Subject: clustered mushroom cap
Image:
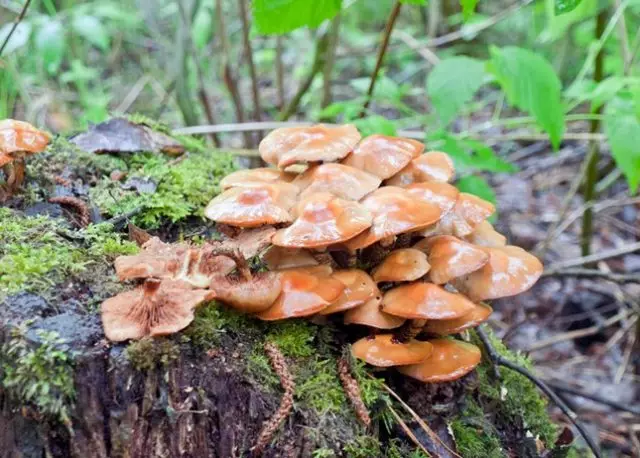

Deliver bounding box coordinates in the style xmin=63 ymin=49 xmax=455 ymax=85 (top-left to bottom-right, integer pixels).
xmin=424 ymin=303 xmax=492 ymax=336
xmin=381 ymin=282 xmax=475 ymax=320
xmin=0 ymin=119 xmax=51 ymax=159
xmin=343 ymin=294 xmax=405 ymax=329
xmin=385 ymin=151 xmax=455 ymax=186
xmin=414 ymin=235 xmax=489 ymax=285
xmin=397 ymin=339 xmax=482 ymax=382
xmin=262 ymin=246 xmax=319 ymax=270
xmin=436 ymin=192 xmax=495 ymax=237
xmin=405 ymin=182 xmax=459 ymax=215
xmin=220 ymin=167 xmax=295 ymax=190
xmin=259 ymin=124 xmax=361 ymax=169
xmin=372 ymin=248 xmax=430 ymax=283
xmin=209 ymin=272 xmax=282 ymax=313
xmin=272 ymin=192 xmax=372 ymax=248
xmin=293 ymin=163 xmax=381 ymax=201
xmin=204 ymin=183 xmax=297 ymax=227
xmin=351 ymin=334 xmax=434 ymax=367
xmin=463 ymin=221 xmax=507 ymax=247
xmin=319 ymin=269 xmax=377 ymax=315
xmin=341 ymin=134 xmax=424 ymax=179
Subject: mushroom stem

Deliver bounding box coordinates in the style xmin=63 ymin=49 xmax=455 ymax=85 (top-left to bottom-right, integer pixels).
xmin=208 ymin=243 xmax=252 ymax=280
xmin=395 ymin=319 xmax=427 ymax=341
xmin=7 ymin=156 xmax=25 ymax=191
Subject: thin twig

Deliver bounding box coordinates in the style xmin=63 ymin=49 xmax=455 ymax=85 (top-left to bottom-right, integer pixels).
xmin=614 ymin=0 xmax=632 ymax=72
xmin=337 ymin=357 xmax=371 ymax=426
xmin=544 ymin=380 xmax=640 ymax=416
xmin=543 ymin=268 xmax=640 ymax=283
xmin=239 ymin=0 xmax=263 ymax=142
xmin=386 ymin=405 xmax=432 ymax=456
xmin=545 ymin=241 xmax=640 ymax=273
xmin=321 ymin=14 xmax=341 ymax=109
xmin=360 ymin=1 xmax=402 ymax=117
xmin=476 ymin=326 xmax=603 ymax=458
xmin=395 ymin=30 xmax=440 ymax=66
xmin=275 ymin=37 xmax=285 ymax=109
xmin=0 ymin=0 xmax=32 ymax=57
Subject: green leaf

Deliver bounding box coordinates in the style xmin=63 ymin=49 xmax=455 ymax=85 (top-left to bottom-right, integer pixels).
xmin=353 ymin=116 xmax=397 ymax=137
xmin=192 ymin=6 xmax=213 ymax=50
xmin=427 ymin=56 xmax=486 ymax=126
xmin=604 ymin=97 xmax=640 ymax=193
xmin=400 ymin=0 xmax=427 ymax=4
xmin=456 ymin=175 xmax=497 ymax=205
xmin=461 ymin=0 xmax=479 ymax=20
xmin=317 ymin=99 xmax=364 ymax=120
xmin=35 ymin=19 xmax=66 ymax=74
xmin=555 ymin=0 xmax=583 ymax=15
xmin=252 ymin=0 xmax=342 ymax=35
xmin=0 ymin=22 xmax=31 ymax=54
xmin=566 ymin=77 xmax=626 ymax=110
xmin=72 ymin=15 xmax=110 ymax=50
xmin=487 ymin=46 xmax=565 ymax=149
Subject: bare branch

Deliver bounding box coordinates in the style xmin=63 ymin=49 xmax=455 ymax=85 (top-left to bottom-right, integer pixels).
xmin=0 ymin=0 xmax=32 ymax=57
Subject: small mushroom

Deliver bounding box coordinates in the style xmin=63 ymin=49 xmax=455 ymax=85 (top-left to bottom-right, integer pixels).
xmin=436 ymin=192 xmax=495 ymax=237
xmin=257 ymin=267 xmax=345 ymax=320
xmin=262 ymin=246 xmax=319 ymax=270
xmin=397 ymin=339 xmax=481 ymax=382
xmin=414 ymin=235 xmax=489 ymax=285
xmin=463 ymin=221 xmax=507 ymax=247
xmin=424 ymin=303 xmax=492 ymax=336
xmin=293 ymin=163 xmax=381 ymax=201
xmin=351 ymin=334 xmax=434 ymax=367
xmin=344 ymin=187 xmax=441 ymax=251
xmin=204 ymin=183 xmax=297 ymax=227
xmin=319 ymin=269 xmax=377 ymax=315
xmin=385 ymin=151 xmax=454 ymax=186
xmin=219 ymin=167 xmax=295 ymax=190
xmin=452 ymin=245 xmax=543 ymax=302
xmin=343 ymin=294 xmax=406 ymax=329
xmin=209 ymin=272 xmax=282 ymax=313
xmin=259 ymin=124 xmax=361 ymax=169
xmin=341 ymin=134 xmax=424 ymax=179
xmin=272 ymin=192 xmax=372 ymax=249
xmin=372 ymin=248 xmax=430 ymax=283
xmin=381 ymin=282 xmax=475 ymax=320
xmin=101 ymin=279 xmax=209 ymax=341
xmin=0 ymin=119 xmax=51 ymax=198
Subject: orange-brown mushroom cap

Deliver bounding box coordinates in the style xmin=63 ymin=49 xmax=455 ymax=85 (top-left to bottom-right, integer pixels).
xmin=101 ymin=279 xmax=209 ymax=342
xmin=262 ymin=246 xmax=319 ymax=270
xmin=0 ymin=119 xmax=51 ymax=156
xmin=293 ymin=163 xmax=381 ymax=201
xmin=259 ymin=124 xmax=361 ymax=169
xmin=209 ymin=272 xmax=282 ymax=313
xmin=452 ymin=245 xmax=543 ymax=302
xmin=436 ymin=192 xmax=495 ymax=237
xmin=385 ymin=151 xmax=454 ymax=186
xmin=463 ymin=221 xmax=507 ymax=247
xmin=256 ymin=267 xmax=345 ymax=320
xmin=272 ymin=192 xmax=372 ymax=248
xmin=372 ymin=248 xmax=430 ymax=283
xmin=344 ymin=187 xmax=441 ymax=251
xmin=414 ymin=235 xmax=489 ymax=285
xmin=219 ymin=167 xmax=295 ymax=190
xmin=405 ymin=182 xmax=460 ymax=215
xmin=381 ymin=282 xmax=475 ymax=320
xmin=343 ymin=294 xmax=406 ymax=329
xmin=424 ymin=303 xmax=492 ymax=335
xmin=204 ymin=183 xmax=297 ymax=228
xmin=341 ymin=134 xmax=424 ymax=179
xmin=319 ymin=269 xmax=377 ymax=315
xmin=351 ymin=334 xmax=434 ymax=367
xmin=397 ymin=339 xmax=481 ymax=382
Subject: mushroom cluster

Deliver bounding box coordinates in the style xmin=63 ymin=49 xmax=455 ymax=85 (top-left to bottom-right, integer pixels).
xmin=102 ymin=124 xmax=543 ymax=385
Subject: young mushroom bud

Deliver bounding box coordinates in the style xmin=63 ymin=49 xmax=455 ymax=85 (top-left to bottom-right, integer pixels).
xmin=372 ymin=248 xmax=430 ymax=283
xmin=341 ymin=134 xmax=424 ymax=179
xmin=351 ymin=334 xmax=434 ymax=367
xmin=319 ymin=269 xmax=377 ymax=315
xmin=397 ymin=339 xmax=482 ymax=382
xmin=259 ymin=124 xmax=361 ymax=169
xmin=424 ymin=303 xmax=492 ymax=336
xmin=385 ymin=151 xmax=455 ymax=186
xmin=292 ymin=163 xmax=381 ymax=201
xmin=343 ymin=294 xmax=405 ymax=329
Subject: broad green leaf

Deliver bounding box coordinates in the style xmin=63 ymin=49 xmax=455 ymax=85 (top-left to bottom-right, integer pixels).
xmin=72 ymin=15 xmax=109 ymax=50
xmin=427 ymin=56 xmax=486 ymax=126
xmin=456 ymin=175 xmax=497 ymax=206
xmin=192 ymin=6 xmax=213 ymax=50
xmin=542 ymin=0 xmax=596 ymax=41
xmin=461 ymin=0 xmax=479 ymax=20
xmin=35 ymin=20 xmax=66 ymax=74
xmin=604 ymin=97 xmax=640 ymax=192
xmin=487 ymin=46 xmax=565 ymax=149
xmin=353 ymin=115 xmax=397 ymax=137
xmin=0 ymin=22 xmax=31 ymax=54
xmin=252 ymin=0 xmax=342 ymax=35
xmin=555 ymin=0 xmax=582 ymax=15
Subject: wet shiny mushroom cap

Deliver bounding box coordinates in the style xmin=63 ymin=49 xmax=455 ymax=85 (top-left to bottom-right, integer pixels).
xmin=397 ymin=339 xmax=482 ymax=382
xmin=272 ymin=192 xmax=372 ymax=248
xmin=351 ymin=334 xmax=434 ymax=367
xmin=452 ymin=245 xmax=543 ymax=302
xmin=114 ymin=237 xmax=189 ymax=281
xmin=209 ymin=272 xmax=282 ymax=313
xmin=381 ymin=282 xmax=475 ymax=320
xmin=343 ymin=294 xmax=405 ymax=329
xmin=463 ymin=221 xmax=507 ymax=247
xmin=437 ymin=192 xmax=496 ymax=237
xmin=256 ymin=267 xmax=345 ymax=320
xmin=344 ymin=187 xmax=441 ymax=251
xmin=405 ymin=182 xmax=459 ymax=215
xmin=386 ymin=151 xmax=454 ymax=186
xmin=259 ymin=124 xmax=361 ymax=169
xmin=414 ymin=235 xmax=489 ymax=285
xmin=424 ymin=303 xmax=492 ymax=336
xmin=101 ymin=279 xmax=209 ymax=341
xmin=372 ymin=248 xmax=430 ymax=283
xmin=319 ymin=269 xmax=377 ymax=315
xmin=0 ymin=119 xmax=51 ymax=157
xmin=293 ymin=163 xmax=381 ymax=201
xmin=341 ymin=134 xmax=424 ymax=179
xmin=219 ymin=167 xmax=295 ymax=190
xmin=204 ymin=183 xmax=297 ymax=227
xmin=262 ymin=246 xmax=319 ymax=270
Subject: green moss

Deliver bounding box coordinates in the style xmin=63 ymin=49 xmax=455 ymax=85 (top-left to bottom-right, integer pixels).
xmin=296 ymin=357 xmax=347 ymax=414
xmin=343 ymin=435 xmax=383 ymax=458
xmin=450 ymin=399 xmax=504 ymax=458
xmin=265 ymin=321 xmax=318 ymax=358
xmin=125 ymin=337 xmax=180 ymax=372
xmin=124 ymin=113 xmax=172 ymax=134
xmin=247 ymin=349 xmax=281 ymax=387
xmin=312 ymin=448 xmax=336 ymax=458
xmin=185 ymin=301 xmax=255 ymax=348
xmin=1 ymin=322 xmax=75 ymax=422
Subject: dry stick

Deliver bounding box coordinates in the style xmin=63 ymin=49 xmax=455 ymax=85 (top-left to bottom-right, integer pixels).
xmin=475 ymin=326 xmax=603 ymax=458
xmin=337 ymin=357 xmax=371 ymax=427
xmin=395 ymin=30 xmax=440 ymax=66
xmin=252 ymin=342 xmax=295 ymax=455
xmin=545 ymin=241 xmax=640 ymax=273
xmin=0 ymin=0 xmax=32 ymax=57
xmin=49 ymin=196 xmax=91 ymax=228
xmin=215 ymin=0 xmax=252 ymax=148
xmin=359 ymin=1 xmax=402 ymax=118
xmin=544 ymin=380 xmax=640 ymax=417
xmin=321 ymin=14 xmax=342 ymax=109
xmin=238 ymin=0 xmax=263 ymax=143
xmin=386 ymin=405 xmax=432 ymax=457
xmin=544 ymin=268 xmax=640 ymax=283
xmin=275 ymin=37 xmax=285 ymax=110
